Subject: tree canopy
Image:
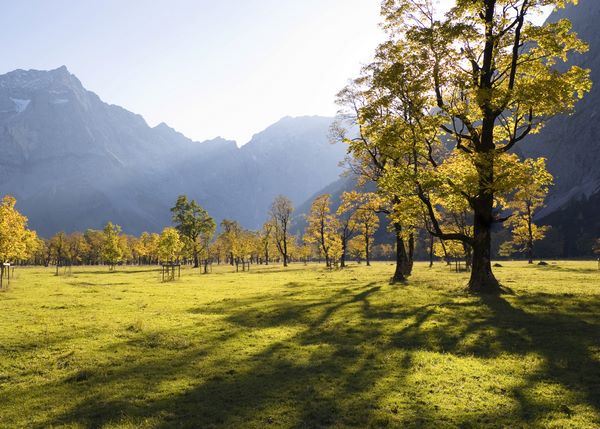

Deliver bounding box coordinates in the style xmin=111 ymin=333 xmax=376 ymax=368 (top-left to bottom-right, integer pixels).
xmin=339 ymin=0 xmax=591 ymax=293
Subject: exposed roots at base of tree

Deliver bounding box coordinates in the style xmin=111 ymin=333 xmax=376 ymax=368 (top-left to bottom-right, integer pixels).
xmin=389 ymin=276 xmax=407 ymax=285
xmin=466 ymin=280 xmax=514 ymax=295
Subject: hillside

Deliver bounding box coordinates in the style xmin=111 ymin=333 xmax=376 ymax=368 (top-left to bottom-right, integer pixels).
xmin=0 ymin=67 xmax=346 ymax=236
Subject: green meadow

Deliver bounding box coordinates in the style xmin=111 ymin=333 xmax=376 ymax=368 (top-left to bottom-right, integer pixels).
xmin=1 ymin=262 xmax=599 ymax=428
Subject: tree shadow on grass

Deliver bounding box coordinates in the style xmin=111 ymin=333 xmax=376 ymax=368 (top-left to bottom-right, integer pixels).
xmin=13 ymin=279 xmax=600 ymax=428
xmin=25 ymin=283 xmax=399 ymax=428
xmin=388 ymin=292 xmax=600 ymax=424
xmin=480 ymin=295 xmax=600 ymax=420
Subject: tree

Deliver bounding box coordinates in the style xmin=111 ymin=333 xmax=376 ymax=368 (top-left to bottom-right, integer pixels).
xmin=219 ymin=219 xmax=242 ymax=266
xmin=339 ymin=191 xmax=380 ymax=266
xmin=305 ymin=194 xmax=339 ymax=267
xmin=335 ymin=83 xmax=419 ymax=282
xmin=259 ymin=221 xmax=276 ymax=265
xmin=198 ymin=228 xmax=215 ymax=273
xmin=67 ymin=232 xmax=90 ymax=265
xmin=84 ymin=229 xmax=105 ymax=265
xmin=297 ymin=238 xmax=314 ymax=264
xmin=102 ymin=222 xmax=123 ymax=270
xmin=502 ymin=158 xmax=553 ymax=263
xmin=353 ymin=209 xmax=379 ymax=267
xmin=350 ymin=0 xmax=591 ymax=293
xmin=119 ymin=234 xmax=134 ymax=264
xmin=141 ymin=232 xmax=160 ymax=264
xmin=234 ymin=230 xmax=256 ymax=271
xmin=333 ymin=193 xmax=360 ymax=268
xmin=32 ymin=237 xmax=51 ymax=267
xmin=171 ymin=195 xmax=216 ymax=268
xmin=348 ymin=236 xmax=367 ymax=263
xmin=49 ymin=232 xmax=70 ymax=275
xmin=158 ymin=227 xmax=184 ymax=263
xmin=327 ymin=234 xmax=344 ymax=268
xmin=434 ymin=239 xmax=468 ymax=272
xmin=269 ymin=195 xmax=294 ymax=267
xmin=210 ymin=237 xmax=227 ymax=265
xmin=0 ymin=195 xmax=37 ymax=287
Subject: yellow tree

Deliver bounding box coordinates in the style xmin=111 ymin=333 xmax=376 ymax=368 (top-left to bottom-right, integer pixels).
xmin=335 ymin=81 xmax=422 ymax=281
xmin=119 ymin=235 xmax=133 ymax=264
xmin=67 ymin=232 xmax=90 ymax=265
xmin=502 ymin=158 xmax=553 ymax=263
xmin=219 ymin=219 xmax=242 ymax=266
xmin=142 ymin=232 xmax=160 ymax=264
xmin=102 ymin=222 xmax=123 ymax=270
xmin=26 ymin=233 xmax=46 ymax=266
xmin=434 ymin=240 xmax=468 ymax=272
xmin=133 ymin=233 xmax=149 ymax=264
xmin=233 ymin=229 xmax=256 ymax=272
xmin=297 ymin=238 xmax=314 ymax=264
xmin=158 ymin=227 xmax=184 ymax=263
xmin=210 ymin=237 xmax=227 ymax=265
xmin=305 ymin=194 xmax=339 ymax=267
xmin=334 ymin=193 xmax=359 ymax=268
xmin=327 ymin=234 xmax=344 ymax=269
xmin=0 ymin=196 xmax=36 ymax=287
xmin=84 ymin=229 xmax=105 ymax=265
xmin=348 ymin=236 xmax=366 ymax=263
xmin=352 ymin=0 xmax=590 ymax=293
xmin=339 ymin=191 xmax=380 ymax=266
xmin=259 ymin=221 xmax=276 ymax=265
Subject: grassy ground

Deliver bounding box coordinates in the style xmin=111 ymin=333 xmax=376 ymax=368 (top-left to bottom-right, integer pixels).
xmin=0 ymin=261 xmax=599 ymax=428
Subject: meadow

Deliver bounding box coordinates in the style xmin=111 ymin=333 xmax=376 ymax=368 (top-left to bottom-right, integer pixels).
xmin=0 ymin=261 xmax=599 ymax=428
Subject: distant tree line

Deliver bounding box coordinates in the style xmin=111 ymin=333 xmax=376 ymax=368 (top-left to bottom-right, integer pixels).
xmin=0 ymin=192 xmax=396 ymax=276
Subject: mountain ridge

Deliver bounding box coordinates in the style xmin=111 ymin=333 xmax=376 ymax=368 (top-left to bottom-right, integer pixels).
xmin=0 ymin=66 xmax=346 ymax=236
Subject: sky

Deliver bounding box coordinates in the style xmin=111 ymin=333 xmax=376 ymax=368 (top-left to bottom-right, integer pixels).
xmin=0 ymin=1 xmax=552 ymax=145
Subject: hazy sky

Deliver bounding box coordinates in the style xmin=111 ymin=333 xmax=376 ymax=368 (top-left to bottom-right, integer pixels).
xmin=0 ymin=1 xmax=552 ymax=145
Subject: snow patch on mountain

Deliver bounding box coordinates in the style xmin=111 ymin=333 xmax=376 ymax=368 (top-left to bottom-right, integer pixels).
xmin=10 ymin=98 xmax=30 ymax=113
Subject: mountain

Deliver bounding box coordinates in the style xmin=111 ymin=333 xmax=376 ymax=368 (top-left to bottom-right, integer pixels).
xmin=521 ymin=0 xmax=600 ymax=256
xmin=0 ymin=66 xmax=346 ymax=236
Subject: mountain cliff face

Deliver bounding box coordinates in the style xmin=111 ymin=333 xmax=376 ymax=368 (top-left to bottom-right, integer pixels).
xmin=0 ymin=67 xmax=345 ymax=236
xmin=521 ymin=0 xmax=600 ymax=256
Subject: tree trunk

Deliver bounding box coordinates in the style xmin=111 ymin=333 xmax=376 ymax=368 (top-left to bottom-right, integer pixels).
xmin=468 ymin=172 xmax=501 ymax=294
xmin=340 ymin=237 xmax=346 ymax=268
xmin=403 ymin=233 xmax=414 ymax=276
xmin=429 ymin=234 xmax=434 ymax=268
xmin=527 ymin=205 xmax=534 ymax=264
xmin=391 ymin=223 xmax=407 ymax=283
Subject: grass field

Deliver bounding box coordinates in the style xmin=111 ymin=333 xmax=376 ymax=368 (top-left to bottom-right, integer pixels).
xmin=0 ymin=261 xmax=599 ymax=428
